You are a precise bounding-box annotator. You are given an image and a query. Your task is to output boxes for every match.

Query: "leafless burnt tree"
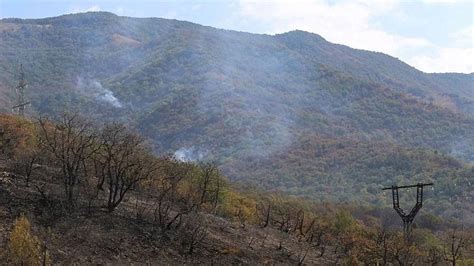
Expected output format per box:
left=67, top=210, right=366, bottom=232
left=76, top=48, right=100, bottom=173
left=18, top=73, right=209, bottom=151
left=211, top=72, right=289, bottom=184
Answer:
left=12, top=148, right=39, bottom=185
left=152, top=160, right=190, bottom=233
left=180, top=213, right=208, bottom=254
left=256, top=199, right=272, bottom=228
left=37, top=114, right=98, bottom=207
left=94, top=123, right=160, bottom=212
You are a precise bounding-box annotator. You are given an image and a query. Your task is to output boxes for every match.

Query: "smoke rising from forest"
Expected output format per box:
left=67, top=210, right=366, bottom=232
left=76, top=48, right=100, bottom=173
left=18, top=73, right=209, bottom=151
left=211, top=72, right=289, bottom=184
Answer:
left=174, top=147, right=206, bottom=162
left=76, top=77, right=123, bottom=108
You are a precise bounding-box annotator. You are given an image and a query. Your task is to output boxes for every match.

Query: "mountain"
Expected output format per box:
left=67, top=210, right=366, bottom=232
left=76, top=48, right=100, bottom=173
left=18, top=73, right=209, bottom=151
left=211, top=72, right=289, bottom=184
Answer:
left=0, top=12, right=473, bottom=221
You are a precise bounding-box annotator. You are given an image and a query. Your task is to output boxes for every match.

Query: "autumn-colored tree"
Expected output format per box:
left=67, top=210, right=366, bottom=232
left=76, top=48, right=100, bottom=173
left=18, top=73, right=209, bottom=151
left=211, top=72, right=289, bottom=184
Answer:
left=4, top=214, right=49, bottom=265
left=443, top=229, right=470, bottom=266
left=426, top=246, right=444, bottom=265
left=0, top=115, right=39, bottom=185
left=371, top=227, right=394, bottom=265
left=178, top=162, right=225, bottom=213
left=333, top=210, right=359, bottom=235
left=194, top=162, right=225, bottom=211
left=0, top=114, right=36, bottom=158
left=391, top=234, right=422, bottom=266
left=219, top=190, right=256, bottom=225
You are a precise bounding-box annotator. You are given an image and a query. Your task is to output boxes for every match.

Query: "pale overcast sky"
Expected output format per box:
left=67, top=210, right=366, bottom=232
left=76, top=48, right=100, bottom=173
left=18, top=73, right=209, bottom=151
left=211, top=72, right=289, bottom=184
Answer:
left=1, top=0, right=473, bottom=73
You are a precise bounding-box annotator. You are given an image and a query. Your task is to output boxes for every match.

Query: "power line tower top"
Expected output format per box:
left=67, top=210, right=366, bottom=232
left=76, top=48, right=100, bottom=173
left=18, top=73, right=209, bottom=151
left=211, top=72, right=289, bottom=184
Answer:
left=12, top=64, right=30, bottom=117
left=383, top=182, right=433, bottom=241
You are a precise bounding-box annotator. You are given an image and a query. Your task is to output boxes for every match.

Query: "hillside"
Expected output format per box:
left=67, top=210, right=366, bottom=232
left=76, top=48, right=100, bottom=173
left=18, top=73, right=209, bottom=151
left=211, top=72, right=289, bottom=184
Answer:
left=0, top=12, right=473, bottom=222
left=0, top=114, right=473, bottom=264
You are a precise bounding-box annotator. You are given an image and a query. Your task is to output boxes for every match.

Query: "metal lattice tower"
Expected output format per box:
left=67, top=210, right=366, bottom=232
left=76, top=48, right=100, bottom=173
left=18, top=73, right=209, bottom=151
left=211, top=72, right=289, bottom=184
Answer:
left=12, top=64, right=30, bottom=116
left=383, top=183, right=433, bottom=240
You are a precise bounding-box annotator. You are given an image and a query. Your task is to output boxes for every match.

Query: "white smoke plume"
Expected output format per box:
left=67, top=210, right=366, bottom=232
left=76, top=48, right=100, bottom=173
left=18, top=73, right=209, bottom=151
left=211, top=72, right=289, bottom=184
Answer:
left=76, top=77, right=123, bottom=108
left=91, top=81, right=122, bottom=108
left=174, top=146, right=206, bottom=162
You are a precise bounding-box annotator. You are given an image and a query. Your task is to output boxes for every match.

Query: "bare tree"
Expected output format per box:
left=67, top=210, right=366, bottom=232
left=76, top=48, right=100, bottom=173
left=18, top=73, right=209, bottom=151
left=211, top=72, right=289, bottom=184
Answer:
left=270, top=198, right=301, bottom=233
left=12, top=148, right=39, bottom=185
left=94, top=123, right=160, bottom=212
left=256, top=199, right=272, bottom=228
left=443, top=229, right=469, bottom=266
left=272, top=203, right=294, bottom=232
left=152, top=160, right=190, bottom=233
left=180, top=213, right=208, bottom=254
left=256, top=196, right=304, bottom=233
left=305, top=220, right=329, bottom=258
left=295, top=210, right=305, bottom=236
left=426, top=247, right=443, bottom=265
left=195, top=162, right=223, bottom=211
left=391, top=238, right=420, bottom=266
left=296, top=244, right=311, bottom=266
left=371, top=227, right=394, bottom=265
left=37, top=114, right=98, bottom=206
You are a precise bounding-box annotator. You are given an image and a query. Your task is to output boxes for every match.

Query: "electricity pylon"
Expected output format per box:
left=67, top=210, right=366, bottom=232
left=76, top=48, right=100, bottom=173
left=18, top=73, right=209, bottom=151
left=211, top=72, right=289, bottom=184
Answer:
left=383, top=182, right=433, bottom=241
left=12, top=64, right=30, bottom=116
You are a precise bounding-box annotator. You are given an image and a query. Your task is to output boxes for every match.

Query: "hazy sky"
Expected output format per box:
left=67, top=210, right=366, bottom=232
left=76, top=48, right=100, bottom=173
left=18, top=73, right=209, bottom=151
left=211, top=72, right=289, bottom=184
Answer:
left=1, top=0, right=473, bottom=73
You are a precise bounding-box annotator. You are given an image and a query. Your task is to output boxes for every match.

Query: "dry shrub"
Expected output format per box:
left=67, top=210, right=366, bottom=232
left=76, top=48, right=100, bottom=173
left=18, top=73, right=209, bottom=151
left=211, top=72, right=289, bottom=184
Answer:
left=0, top=114, right=37, bottom=158
left=4, top=214, right=49, bottom=265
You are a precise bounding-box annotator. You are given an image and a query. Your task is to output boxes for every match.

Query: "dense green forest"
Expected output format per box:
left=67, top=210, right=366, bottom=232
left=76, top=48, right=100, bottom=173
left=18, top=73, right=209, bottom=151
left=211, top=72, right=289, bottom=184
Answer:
left=0, top=12, right=473, bottom=225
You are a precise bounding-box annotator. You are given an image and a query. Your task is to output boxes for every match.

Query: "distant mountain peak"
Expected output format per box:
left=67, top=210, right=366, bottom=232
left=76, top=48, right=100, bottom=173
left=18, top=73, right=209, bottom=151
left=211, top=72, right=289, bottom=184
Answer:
left=278, top=29, right=327, bottom=41
left=63, top=11, right=118, bottom=18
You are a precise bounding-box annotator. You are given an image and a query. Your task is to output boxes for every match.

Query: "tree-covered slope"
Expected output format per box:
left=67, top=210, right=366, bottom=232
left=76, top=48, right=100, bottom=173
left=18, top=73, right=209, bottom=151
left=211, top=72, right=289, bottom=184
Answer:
left=0, top=12, right=473, bottom=217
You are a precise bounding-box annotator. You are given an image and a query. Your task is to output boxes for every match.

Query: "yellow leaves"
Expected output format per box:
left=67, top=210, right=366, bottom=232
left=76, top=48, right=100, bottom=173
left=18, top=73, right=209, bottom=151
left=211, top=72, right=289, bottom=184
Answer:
left=333, top=210, right=359, bottom=234
left=220, top=190, right=257, bottom=223
left=0, top=114, right=37, bottom=157
left=219, top=247, right=241, bottom=255
left=4, top=214, right=47, bottom=265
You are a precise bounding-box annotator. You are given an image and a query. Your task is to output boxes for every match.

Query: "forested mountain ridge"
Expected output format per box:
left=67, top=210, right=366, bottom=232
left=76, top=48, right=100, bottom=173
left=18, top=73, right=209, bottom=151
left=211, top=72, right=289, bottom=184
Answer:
left=0, top=12, right=473, bottom=222
left=276, top=30, right=474, bottom=113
